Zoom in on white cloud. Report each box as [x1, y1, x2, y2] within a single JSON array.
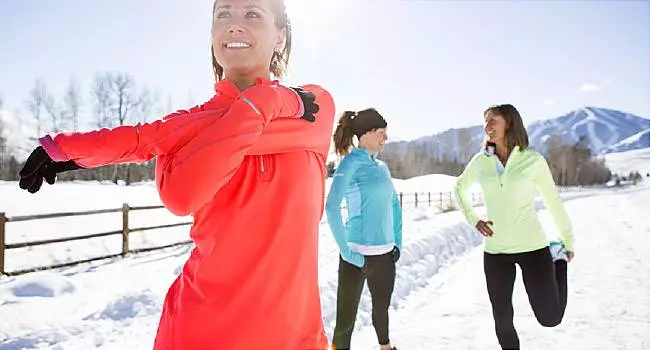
[[544, 98, 555, 106], [579, 83, 600, 92]]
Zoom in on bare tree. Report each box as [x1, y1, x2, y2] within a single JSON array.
[[546, 135, 610, 186], [43, 91, 63, 133], [92, 73, 113, 128], [26, 79, 47, 138], [0, 117, 6, 168], [64, 79, 82, 131], [89, 72, 158, 184], [457, 128, 473, 163]]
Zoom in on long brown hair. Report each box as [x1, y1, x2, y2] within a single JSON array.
[[211, 0, 292, 82], [483, 104, 529, 152]]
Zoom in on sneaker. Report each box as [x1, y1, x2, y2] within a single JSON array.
[[549, 241, 568, 262]]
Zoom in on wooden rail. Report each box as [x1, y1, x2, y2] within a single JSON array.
[[0, 203, 192, 276], [0, 191, 482, 276]]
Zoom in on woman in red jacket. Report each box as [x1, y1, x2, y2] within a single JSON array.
[[17, 0, 335, 349]]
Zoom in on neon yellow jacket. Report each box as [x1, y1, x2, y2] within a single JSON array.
[[454, 146, 574, 254]]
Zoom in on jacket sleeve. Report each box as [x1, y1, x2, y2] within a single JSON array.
[[248, 84, 336, 157], [533, 154, 575, 251], [38, 99, 218, 168], [155, 83, 285, 216], [325, 157, 365, 268], [381, 162, 403, 251], [454, 153, 482, 227], [393, 190, 403, 251]]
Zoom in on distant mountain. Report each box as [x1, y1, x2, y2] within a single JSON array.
[[527, 107, 649, 154], [383, 107, 650, 162], [601, 129, 650, 153]]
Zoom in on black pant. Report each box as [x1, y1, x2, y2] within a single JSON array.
[[332, 252, 396, 349], [484, 247, 568, 350]]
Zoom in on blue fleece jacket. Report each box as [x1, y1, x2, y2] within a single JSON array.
[[325, 148, 403, 268]]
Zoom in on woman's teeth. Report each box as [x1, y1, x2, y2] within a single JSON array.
[[225, 42, 251, 48]]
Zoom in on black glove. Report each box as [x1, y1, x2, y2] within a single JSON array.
[[291, 87, 319, 122], [392, 246, 401, 263], [19, 146, 83, 193]]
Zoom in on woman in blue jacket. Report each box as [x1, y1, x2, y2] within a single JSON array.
[[326, 108, 402, 350]]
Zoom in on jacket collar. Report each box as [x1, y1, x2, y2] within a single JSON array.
[[352, 147, 380, 160], [214, 77, 278, 100], [483, 142, 521, 157]]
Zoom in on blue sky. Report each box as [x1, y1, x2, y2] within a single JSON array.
[[0, 0, 648, 141]]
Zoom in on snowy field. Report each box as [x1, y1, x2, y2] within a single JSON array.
[[0, 147, 648, 349], [603, 147, 650, 176], [0, 173, 470, 274], [349, 182, 650, 349]]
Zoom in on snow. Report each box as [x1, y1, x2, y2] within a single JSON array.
[[0, 177, 649, 349], [349, 183, 650, 349], [603, 148, 650, 175]]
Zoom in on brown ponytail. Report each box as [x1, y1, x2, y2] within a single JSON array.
[[333, 111, 356, 157]]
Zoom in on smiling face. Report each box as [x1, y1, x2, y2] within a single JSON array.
[[360, 128, 388, 154], [484, 110, 507, 145], [211, 0, 286, 81], [482, 104, 530, 152]]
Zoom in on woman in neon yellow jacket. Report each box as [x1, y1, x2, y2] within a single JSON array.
[[454, 104, 574, 349]]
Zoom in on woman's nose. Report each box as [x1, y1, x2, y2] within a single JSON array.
[[227, 24, 245, 34]]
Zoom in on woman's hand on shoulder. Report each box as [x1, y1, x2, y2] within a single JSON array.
[[475, 220, 494, 237]]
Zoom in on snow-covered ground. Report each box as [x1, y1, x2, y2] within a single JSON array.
[[0, 174, 648, 349], [350, 182, 650, 349], [603, 147, 650, 176], [0, 174, 471, 274]]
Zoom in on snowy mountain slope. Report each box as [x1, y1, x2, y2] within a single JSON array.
[[601, 128, 650, 153], [528, 107, 649, 154], [383, 107, 650, 161]]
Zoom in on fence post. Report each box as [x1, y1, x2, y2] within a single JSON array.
[[439, 192, 443, 208], [0, 212, 5, 275], [414, 193, 418, 208], [122, 203, 130, 256], [428, 192, 431, 206], [399, 192, 403, 208]]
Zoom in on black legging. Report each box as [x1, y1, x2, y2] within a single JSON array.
[[332, 252, 396, 349], [484, 247, 568, 350]]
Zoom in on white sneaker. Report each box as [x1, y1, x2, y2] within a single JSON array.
[[549, 241, 568, 262]]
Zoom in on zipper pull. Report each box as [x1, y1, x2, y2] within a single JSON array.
[[260, 156, 265, 172]]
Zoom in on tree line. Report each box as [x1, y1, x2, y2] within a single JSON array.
[[0, 73, 161, 184], [327, 134, 632, 188], [0, 82, 640, 187]]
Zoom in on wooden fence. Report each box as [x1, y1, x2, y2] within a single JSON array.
[[0, 191, 481, 276]]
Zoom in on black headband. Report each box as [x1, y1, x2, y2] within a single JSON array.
[[350, 112, 387, 138]]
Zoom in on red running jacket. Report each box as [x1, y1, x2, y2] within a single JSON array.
[[39, 78, 336, 349]]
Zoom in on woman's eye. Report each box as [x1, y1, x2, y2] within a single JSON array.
[[245, 11, 262, 19], [216, 11, 231, 19]]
